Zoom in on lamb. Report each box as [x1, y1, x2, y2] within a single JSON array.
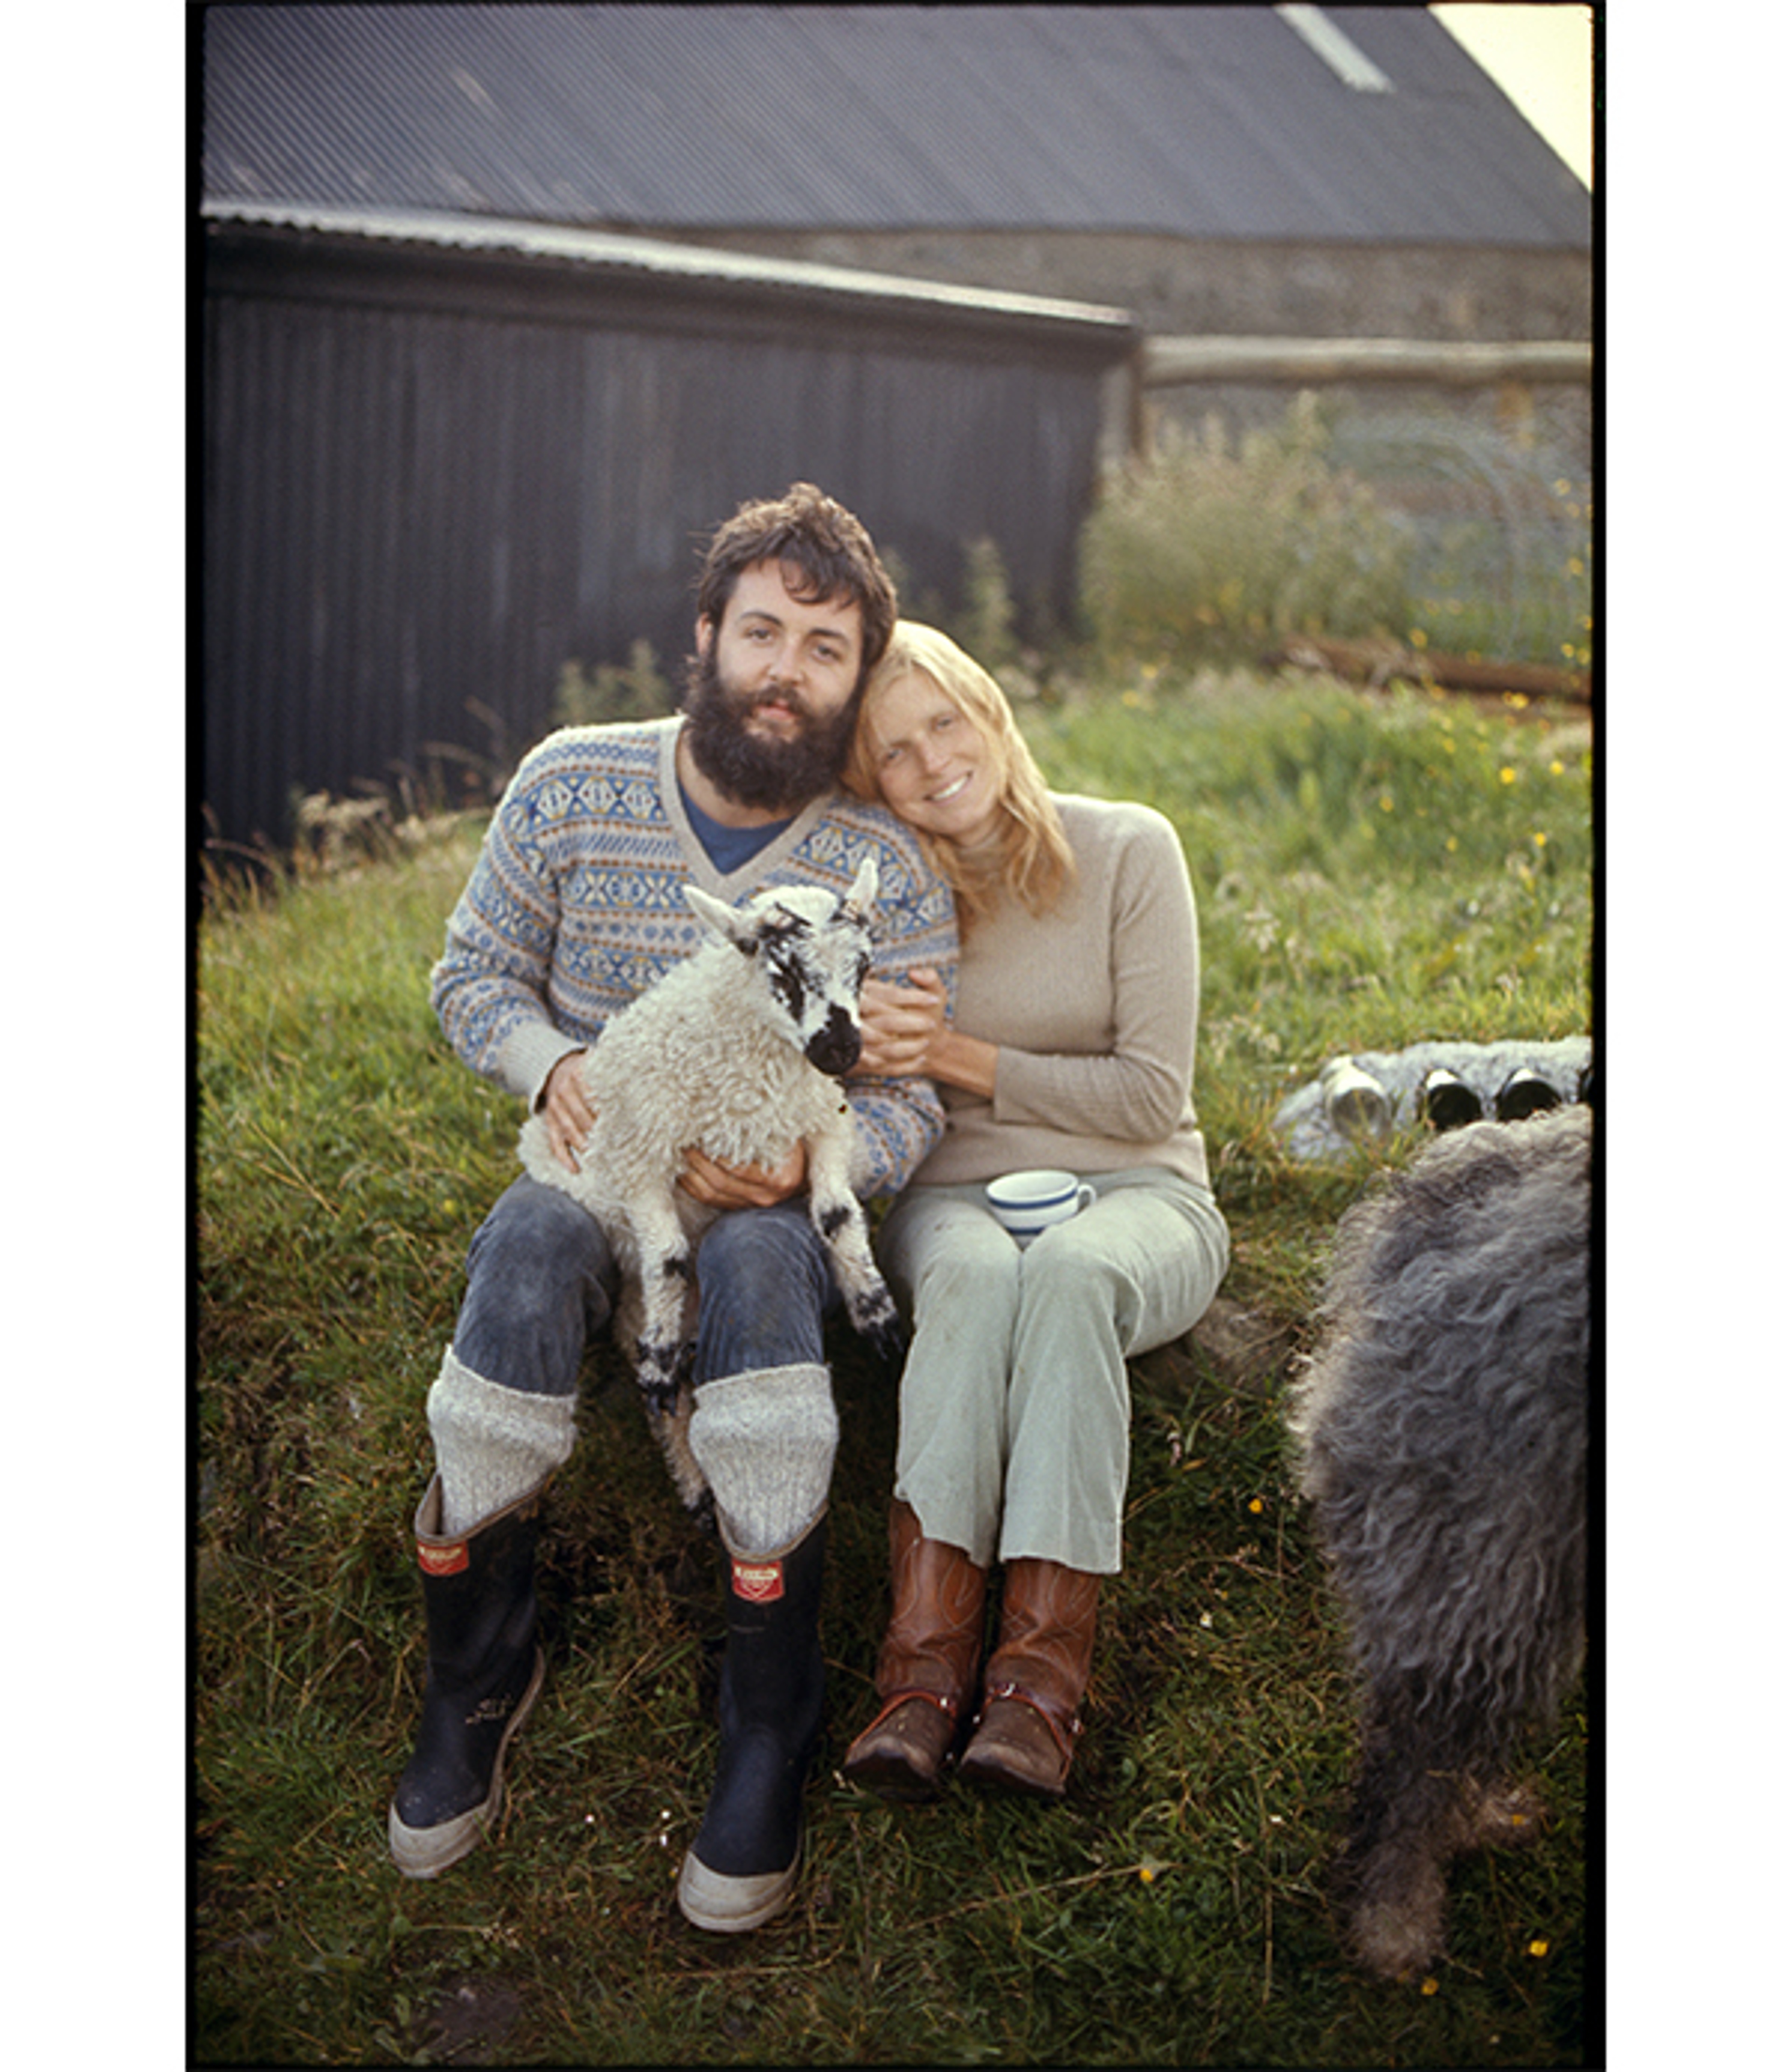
[[517, 855, 902, 1512], [1286, 1105, 1590, 1981]]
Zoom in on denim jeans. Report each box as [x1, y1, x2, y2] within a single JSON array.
[[452, 1175, 838, 1397]]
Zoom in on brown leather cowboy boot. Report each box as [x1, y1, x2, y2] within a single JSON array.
[[959, 1558, 1099, 1800], [842, 1501, 987, 1802]]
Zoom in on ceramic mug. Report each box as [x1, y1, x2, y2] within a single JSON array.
[[984, 1168, 1097, 1246]]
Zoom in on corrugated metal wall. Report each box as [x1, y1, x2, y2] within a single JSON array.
[[202, 237, 1123, 850]]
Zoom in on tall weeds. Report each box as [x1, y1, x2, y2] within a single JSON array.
[[1080, 394, 1593, 675], [1081, 396, 1413, 661]]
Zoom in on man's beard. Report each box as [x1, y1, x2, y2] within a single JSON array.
[[680, 645, 860, 815]]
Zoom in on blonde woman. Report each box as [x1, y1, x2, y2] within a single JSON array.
[[839, 624, 1229, 1801]]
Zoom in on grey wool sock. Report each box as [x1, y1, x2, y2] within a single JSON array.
[[686, 1363, 839, 1557], [426, 1348, 578, 1536]]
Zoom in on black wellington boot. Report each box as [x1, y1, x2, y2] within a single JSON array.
[[388, 1473, 548, 1879], [676, 1515, 827, 1933]]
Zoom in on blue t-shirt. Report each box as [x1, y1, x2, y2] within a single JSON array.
[[680, 783, 793, 875]]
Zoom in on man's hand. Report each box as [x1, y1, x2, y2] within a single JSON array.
[[854, 967, 950, 1079], [542, 1050, 597, 1173], [679, 1140, 809, 1210]]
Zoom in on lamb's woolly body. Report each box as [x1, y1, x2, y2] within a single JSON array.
[[515, 865, 898, 1511], [1287, 1106, 1589, 1981], [561, 938, 857, 1182]]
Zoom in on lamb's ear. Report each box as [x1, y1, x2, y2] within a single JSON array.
[[842, 855, 879, 924], [685, 884, 757, 953]]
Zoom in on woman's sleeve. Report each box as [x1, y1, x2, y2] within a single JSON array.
[[987, 812, 1199, 1144]]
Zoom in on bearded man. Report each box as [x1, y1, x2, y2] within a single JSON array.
[[388, 484, 958, 1931]]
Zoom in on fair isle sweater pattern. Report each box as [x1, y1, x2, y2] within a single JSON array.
[[432, 718, 960, 1198]]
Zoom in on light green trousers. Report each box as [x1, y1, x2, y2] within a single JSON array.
[[875, 1167, 1230, 1575]]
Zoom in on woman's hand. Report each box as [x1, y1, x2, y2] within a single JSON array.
[[542, 1050, 596, 1172], [854, 967, 950, 1078], [679, 1140, 810, 1210]]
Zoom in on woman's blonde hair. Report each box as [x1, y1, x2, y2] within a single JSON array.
[[843, 622, 1075, 930]]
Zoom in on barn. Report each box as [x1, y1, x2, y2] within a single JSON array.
[[202, 199, 1136, 851], [201, 3, 1591, 852]]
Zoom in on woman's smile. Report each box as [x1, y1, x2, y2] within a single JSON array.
[[868, 671, 1002, 847]]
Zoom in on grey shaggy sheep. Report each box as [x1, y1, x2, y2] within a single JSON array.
[[517, 857, 901, 1512], [1287, 1105, 1590, 1982]]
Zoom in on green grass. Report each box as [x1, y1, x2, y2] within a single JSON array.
[[196, 667, 1594, 2065]]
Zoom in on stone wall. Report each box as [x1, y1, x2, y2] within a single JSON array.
[[645, 226, 1591, 343], [648, 225, 1593, 472]]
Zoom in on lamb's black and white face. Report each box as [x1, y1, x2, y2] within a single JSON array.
[[756, 900, 875, 1077], [687, 858, 880, 1078]]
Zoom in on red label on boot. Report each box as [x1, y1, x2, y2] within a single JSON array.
[[731, 1557, 784, 1603], [417, 1539, 470, 1577]]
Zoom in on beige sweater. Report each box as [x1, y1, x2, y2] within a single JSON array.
[[907, 793, 1211, 1191]]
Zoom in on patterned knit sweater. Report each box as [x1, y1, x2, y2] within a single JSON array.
[[432, 717, 960, 1198]]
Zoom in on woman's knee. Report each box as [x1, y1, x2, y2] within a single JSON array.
[[1021, 1185, 1228, 1346], [892, 1208, 1022, 1312], [1019, 1224, 1126, 1307]]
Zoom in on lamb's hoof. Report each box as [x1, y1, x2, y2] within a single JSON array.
[[635, 1337, 691, 1412], [638, 1375, 680, 1419], [859, 1307, 908, 1367]]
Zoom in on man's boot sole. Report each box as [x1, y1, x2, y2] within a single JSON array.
[[388, 1648, 546, 1879], [675, 1840, 801, 1933]]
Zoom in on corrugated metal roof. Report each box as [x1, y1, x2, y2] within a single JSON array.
[[202, 197, 1139, 345], [203, 4, 1589, 251]]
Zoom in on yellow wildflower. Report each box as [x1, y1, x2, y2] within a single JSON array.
[[1527, 1937, 1550, 1960], [1499, 767, 1517, 785]]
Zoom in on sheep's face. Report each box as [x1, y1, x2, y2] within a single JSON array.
[[686, 858, 879, 1078]]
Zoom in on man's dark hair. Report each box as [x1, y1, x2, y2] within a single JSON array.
[[694, 482, 899, 687]]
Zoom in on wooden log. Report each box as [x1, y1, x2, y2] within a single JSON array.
[[1272, 633, 1590, 704], [1410, 649, 1591, 702]]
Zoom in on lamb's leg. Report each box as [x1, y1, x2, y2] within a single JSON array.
[[805, 1131, 904, 1363], [629, 1192, 697, 1415], [648, 1382, 714, 1525], [612, 1248, 710, 1523]]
